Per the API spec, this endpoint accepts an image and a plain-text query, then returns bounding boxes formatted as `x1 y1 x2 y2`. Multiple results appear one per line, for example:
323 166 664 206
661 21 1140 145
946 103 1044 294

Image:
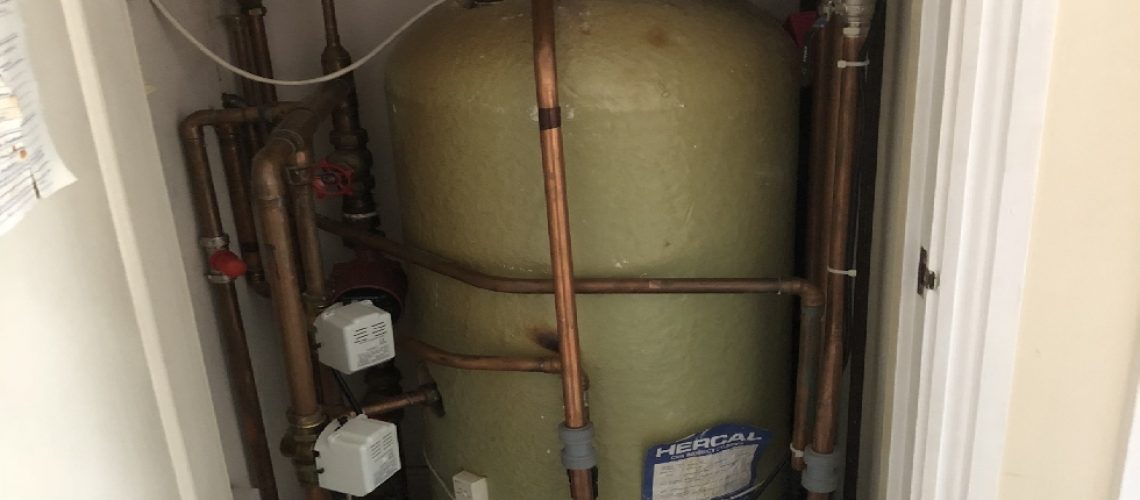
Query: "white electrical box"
314 301 395 374
453 471 490 500
315 415 402 497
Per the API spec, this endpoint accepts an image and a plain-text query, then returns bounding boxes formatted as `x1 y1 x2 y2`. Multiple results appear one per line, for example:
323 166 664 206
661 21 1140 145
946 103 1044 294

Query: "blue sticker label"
642 423 773 500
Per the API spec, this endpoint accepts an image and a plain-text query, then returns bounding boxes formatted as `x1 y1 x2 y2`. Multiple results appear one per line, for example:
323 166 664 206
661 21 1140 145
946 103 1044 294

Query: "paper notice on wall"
0 0 76 237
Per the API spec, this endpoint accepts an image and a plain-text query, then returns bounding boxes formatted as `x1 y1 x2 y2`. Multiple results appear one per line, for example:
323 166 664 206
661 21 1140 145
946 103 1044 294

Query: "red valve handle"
312 160 354 199
209 250 247 279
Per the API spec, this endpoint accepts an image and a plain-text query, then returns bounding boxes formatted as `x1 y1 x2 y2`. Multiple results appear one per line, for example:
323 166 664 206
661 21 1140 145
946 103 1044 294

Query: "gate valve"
312 160 354 199
209 250 248 279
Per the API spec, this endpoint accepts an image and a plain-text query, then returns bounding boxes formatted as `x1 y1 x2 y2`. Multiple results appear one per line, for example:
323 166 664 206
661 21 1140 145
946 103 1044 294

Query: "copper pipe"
287 149 327 311
178 117 278 500
795 12 839 473
182 103 296 297
243 3 277 105
223 15 259 105
252 82 348 500
361 385 441 417
398 335 562 374
317 216 824 304
319 0 380 229
217 124 266 291
531 1 593 496
252 81 347 414
805 15 836 292
807 32 866 500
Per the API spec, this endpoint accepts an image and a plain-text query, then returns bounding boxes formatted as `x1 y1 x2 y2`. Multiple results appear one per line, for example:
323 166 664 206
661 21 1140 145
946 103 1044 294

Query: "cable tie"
790 443 805 459
827 266 857 278
837 59 871 69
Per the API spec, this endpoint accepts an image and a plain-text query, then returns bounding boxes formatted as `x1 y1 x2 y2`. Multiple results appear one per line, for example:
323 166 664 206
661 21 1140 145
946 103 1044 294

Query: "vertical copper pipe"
319 0 380 229
805 15 837 292
794 13 837 473
530 1 593 498
253 83 347 500
244 3 277 105
255 142 321 419
179 119 278 500
288 149 327 309
224 15 259 106
218 124 266 289
807 32 865 500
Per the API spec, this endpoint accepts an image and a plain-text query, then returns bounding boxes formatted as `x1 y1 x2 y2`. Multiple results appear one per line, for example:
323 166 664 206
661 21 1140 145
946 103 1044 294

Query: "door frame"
884 0 1059 498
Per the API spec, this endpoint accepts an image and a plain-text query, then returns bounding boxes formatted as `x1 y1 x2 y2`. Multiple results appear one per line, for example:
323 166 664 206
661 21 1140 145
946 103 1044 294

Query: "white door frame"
885 0 1058 499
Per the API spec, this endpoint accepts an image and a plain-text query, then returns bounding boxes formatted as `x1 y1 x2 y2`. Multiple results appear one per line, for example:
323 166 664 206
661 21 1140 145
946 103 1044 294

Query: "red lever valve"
312 160 354 199
209 250 247 279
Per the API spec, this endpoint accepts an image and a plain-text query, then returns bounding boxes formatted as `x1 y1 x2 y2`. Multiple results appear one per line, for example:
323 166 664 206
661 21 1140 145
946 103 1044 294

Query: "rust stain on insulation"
646 26 670 47
527 327 561 353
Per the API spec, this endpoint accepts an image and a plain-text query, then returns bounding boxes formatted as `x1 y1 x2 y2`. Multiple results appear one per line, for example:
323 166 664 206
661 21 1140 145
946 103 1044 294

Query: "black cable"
333 370 364 416
755 457 790 499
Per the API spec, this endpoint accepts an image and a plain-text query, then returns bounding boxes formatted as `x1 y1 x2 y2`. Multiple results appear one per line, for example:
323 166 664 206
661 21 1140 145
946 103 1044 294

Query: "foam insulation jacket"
384 0 800 497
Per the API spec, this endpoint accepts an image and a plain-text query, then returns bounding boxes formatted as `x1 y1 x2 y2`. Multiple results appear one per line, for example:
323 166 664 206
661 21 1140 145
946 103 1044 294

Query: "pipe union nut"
559 422 598 471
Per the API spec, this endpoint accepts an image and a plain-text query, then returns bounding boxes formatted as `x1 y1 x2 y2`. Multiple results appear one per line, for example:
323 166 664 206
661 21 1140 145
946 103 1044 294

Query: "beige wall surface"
999 0 1140 498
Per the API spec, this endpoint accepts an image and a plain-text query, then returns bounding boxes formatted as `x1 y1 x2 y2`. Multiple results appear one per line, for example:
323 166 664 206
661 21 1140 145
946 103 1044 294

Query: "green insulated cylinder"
385 0 799 498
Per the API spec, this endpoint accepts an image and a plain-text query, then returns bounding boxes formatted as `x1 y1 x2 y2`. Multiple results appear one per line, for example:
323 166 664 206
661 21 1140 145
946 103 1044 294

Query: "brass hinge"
917 247 939 296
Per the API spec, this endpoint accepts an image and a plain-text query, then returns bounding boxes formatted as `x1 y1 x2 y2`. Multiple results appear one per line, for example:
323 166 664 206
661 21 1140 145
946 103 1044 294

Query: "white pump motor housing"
314 301 396 374
315 415 402 496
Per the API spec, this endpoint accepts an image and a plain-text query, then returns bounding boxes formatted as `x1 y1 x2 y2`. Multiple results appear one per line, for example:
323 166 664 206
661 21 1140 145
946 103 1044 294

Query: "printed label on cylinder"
642 423 772 500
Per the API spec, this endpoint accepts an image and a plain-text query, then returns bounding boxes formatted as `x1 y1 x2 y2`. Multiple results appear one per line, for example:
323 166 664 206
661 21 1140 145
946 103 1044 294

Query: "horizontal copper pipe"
180 102 298 134
361 385 441 417
317 216 824 306
397 335 563 374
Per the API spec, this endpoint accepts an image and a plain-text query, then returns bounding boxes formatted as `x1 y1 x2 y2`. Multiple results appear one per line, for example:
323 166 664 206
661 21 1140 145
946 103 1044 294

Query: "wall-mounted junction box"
453 471 490 500
315 415 401 496
313 301 395 374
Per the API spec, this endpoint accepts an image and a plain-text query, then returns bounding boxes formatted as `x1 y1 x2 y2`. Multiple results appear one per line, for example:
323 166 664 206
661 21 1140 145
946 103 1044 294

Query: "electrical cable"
423 449 457 500
146 0 447 86
333 370 364 416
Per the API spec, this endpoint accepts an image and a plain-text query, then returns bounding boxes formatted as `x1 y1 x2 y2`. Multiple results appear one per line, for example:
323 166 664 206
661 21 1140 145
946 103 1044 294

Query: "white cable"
423 448 456 500
147 0 447 86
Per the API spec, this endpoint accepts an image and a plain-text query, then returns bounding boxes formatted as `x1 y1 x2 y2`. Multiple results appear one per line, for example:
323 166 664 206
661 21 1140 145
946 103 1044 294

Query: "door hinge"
917 247 939 296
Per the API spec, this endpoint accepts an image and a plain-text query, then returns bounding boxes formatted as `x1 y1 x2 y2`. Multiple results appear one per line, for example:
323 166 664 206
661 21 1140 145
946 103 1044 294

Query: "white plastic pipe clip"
837 58 871 69
827 266 858 278
790 443 806 459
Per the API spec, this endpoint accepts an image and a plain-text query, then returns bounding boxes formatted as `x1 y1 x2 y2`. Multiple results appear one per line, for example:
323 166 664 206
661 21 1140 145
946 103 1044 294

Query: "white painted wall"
126 0 299 497
0 0 230 498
